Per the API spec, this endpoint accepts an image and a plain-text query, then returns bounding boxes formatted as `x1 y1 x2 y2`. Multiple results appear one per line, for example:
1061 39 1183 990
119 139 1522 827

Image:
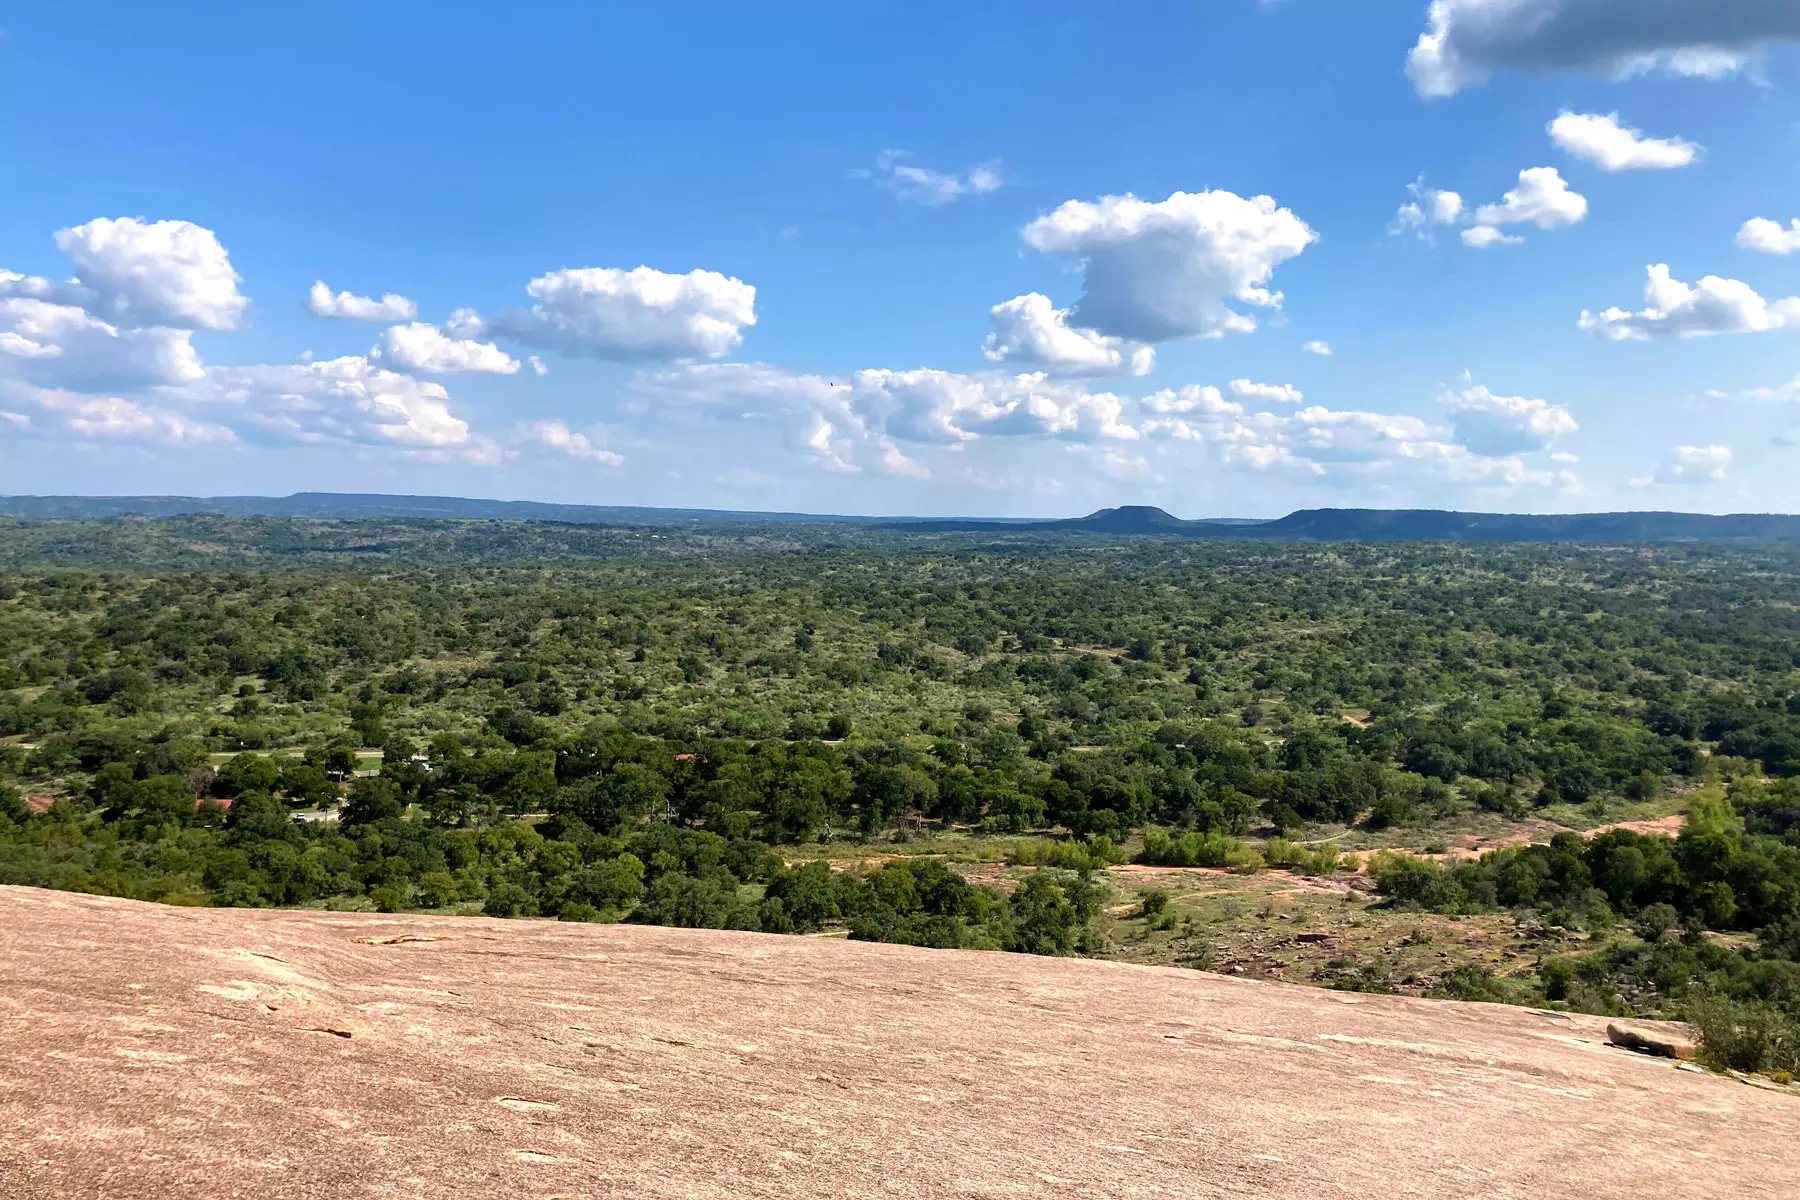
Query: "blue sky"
3 1 1800 517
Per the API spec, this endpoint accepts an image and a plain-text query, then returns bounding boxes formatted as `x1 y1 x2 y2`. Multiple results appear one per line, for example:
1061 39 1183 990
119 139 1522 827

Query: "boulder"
1607 1023 1697 1060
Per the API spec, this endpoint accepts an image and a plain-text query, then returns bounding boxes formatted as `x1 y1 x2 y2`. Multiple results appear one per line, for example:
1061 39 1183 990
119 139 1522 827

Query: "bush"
1368 851 1460 910
1426 964 1507 1003
1004 871 1079 956
482 883 533 918
557 901 602 922
1687 991 1800 1075
1009 837 1118 872
1138 827 1260 871
1264 837 1342 875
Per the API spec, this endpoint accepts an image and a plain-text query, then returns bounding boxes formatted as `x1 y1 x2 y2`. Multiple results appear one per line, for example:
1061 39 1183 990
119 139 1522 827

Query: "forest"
4 515 1800 1072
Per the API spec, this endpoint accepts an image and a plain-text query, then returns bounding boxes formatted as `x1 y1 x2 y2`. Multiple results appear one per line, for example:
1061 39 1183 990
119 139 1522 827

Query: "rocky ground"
3 884 1796 1199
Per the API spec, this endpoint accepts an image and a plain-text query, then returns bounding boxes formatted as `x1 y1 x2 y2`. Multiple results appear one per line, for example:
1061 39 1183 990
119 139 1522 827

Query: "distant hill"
3 494 1799 542
0 492 887 527
891 505 1266 534
898 505 1800 543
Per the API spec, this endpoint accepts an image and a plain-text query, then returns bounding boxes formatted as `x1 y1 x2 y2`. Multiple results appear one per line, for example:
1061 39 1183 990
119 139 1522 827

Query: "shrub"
1138 827 1260 871
1264 837 1342 876
1368 851 1459 910
1426 964 1507 1003
1687 992 1800 1075
482 882 533 918
1009 837 1117 872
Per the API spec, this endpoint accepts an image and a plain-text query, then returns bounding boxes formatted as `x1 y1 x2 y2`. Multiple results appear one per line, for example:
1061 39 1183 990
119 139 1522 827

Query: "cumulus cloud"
1408 0 1800 97
1549 111 1701 170
1648 443 1732 485
1462 226 1525 248
851 368 1140 445
0 298 204 389
373 322 520 375
624 362 865 471
1731 372 1800 403
982 293 1153 377
1302 340 1333 356
1229 378 1303 404
307 281 418 323
7 388 236 446
1439 380 1578 454
517 419 622 465
197 355 502 461
627 362 1142 475
1737 218 1800 255
1139 392 1560 488
857 149 1004 205
1466 168 1587 246
626 358 1569 493
1393 178 1465 236
52 218 247 331
0 216 517 463
470 266 756 360
1016 189 1316 344
1580 264 1800 340
0 271 52 300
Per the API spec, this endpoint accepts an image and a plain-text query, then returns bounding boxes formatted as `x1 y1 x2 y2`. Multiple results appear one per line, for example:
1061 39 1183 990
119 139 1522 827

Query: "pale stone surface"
2 885 1795 1198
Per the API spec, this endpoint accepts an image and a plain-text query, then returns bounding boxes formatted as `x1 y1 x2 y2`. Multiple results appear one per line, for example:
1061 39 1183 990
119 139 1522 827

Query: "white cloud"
197 355 501 460
373 322 520 375
1408 0 1800 97
1392 178 1464 236
982 292 1153 377
1461 226 1526 248
9 388 236 446
1439 380 1578 454
444 307 486 339
628 362 1141 476
622 359 1571 494
0 271 52 299
307 281 418 323
1737 218 1800 255
850 368 1140 445
878 436 930 478
0 217 516 464
1651 443 1731 485
517 419 622 465
527 355 548 376
1139 393 1557 488
473 266 756 360
1229 378 1303 404
1017 189 1316 343
1302 340 1333 356
858 149 1004 205
1143 384 1237 416
1468 168 1587 245
52 218 247 331
1733 372 1800 403
1549 111 1700 170
1579 264 1800 340
0 298 204 388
